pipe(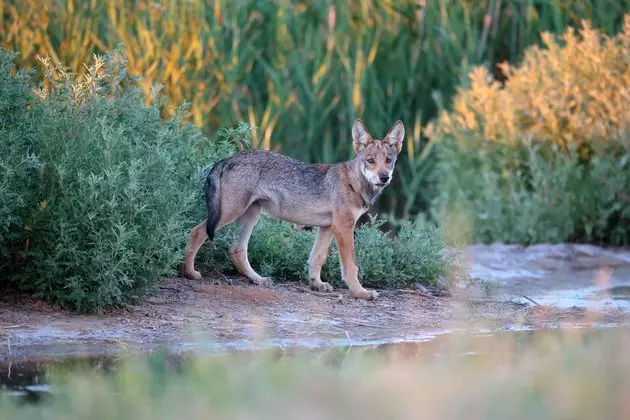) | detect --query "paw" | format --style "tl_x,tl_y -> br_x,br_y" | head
310,280 -> 334,293
183,269 -> 202,280
351,288 -> 378,300
253,276 -> 274,287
